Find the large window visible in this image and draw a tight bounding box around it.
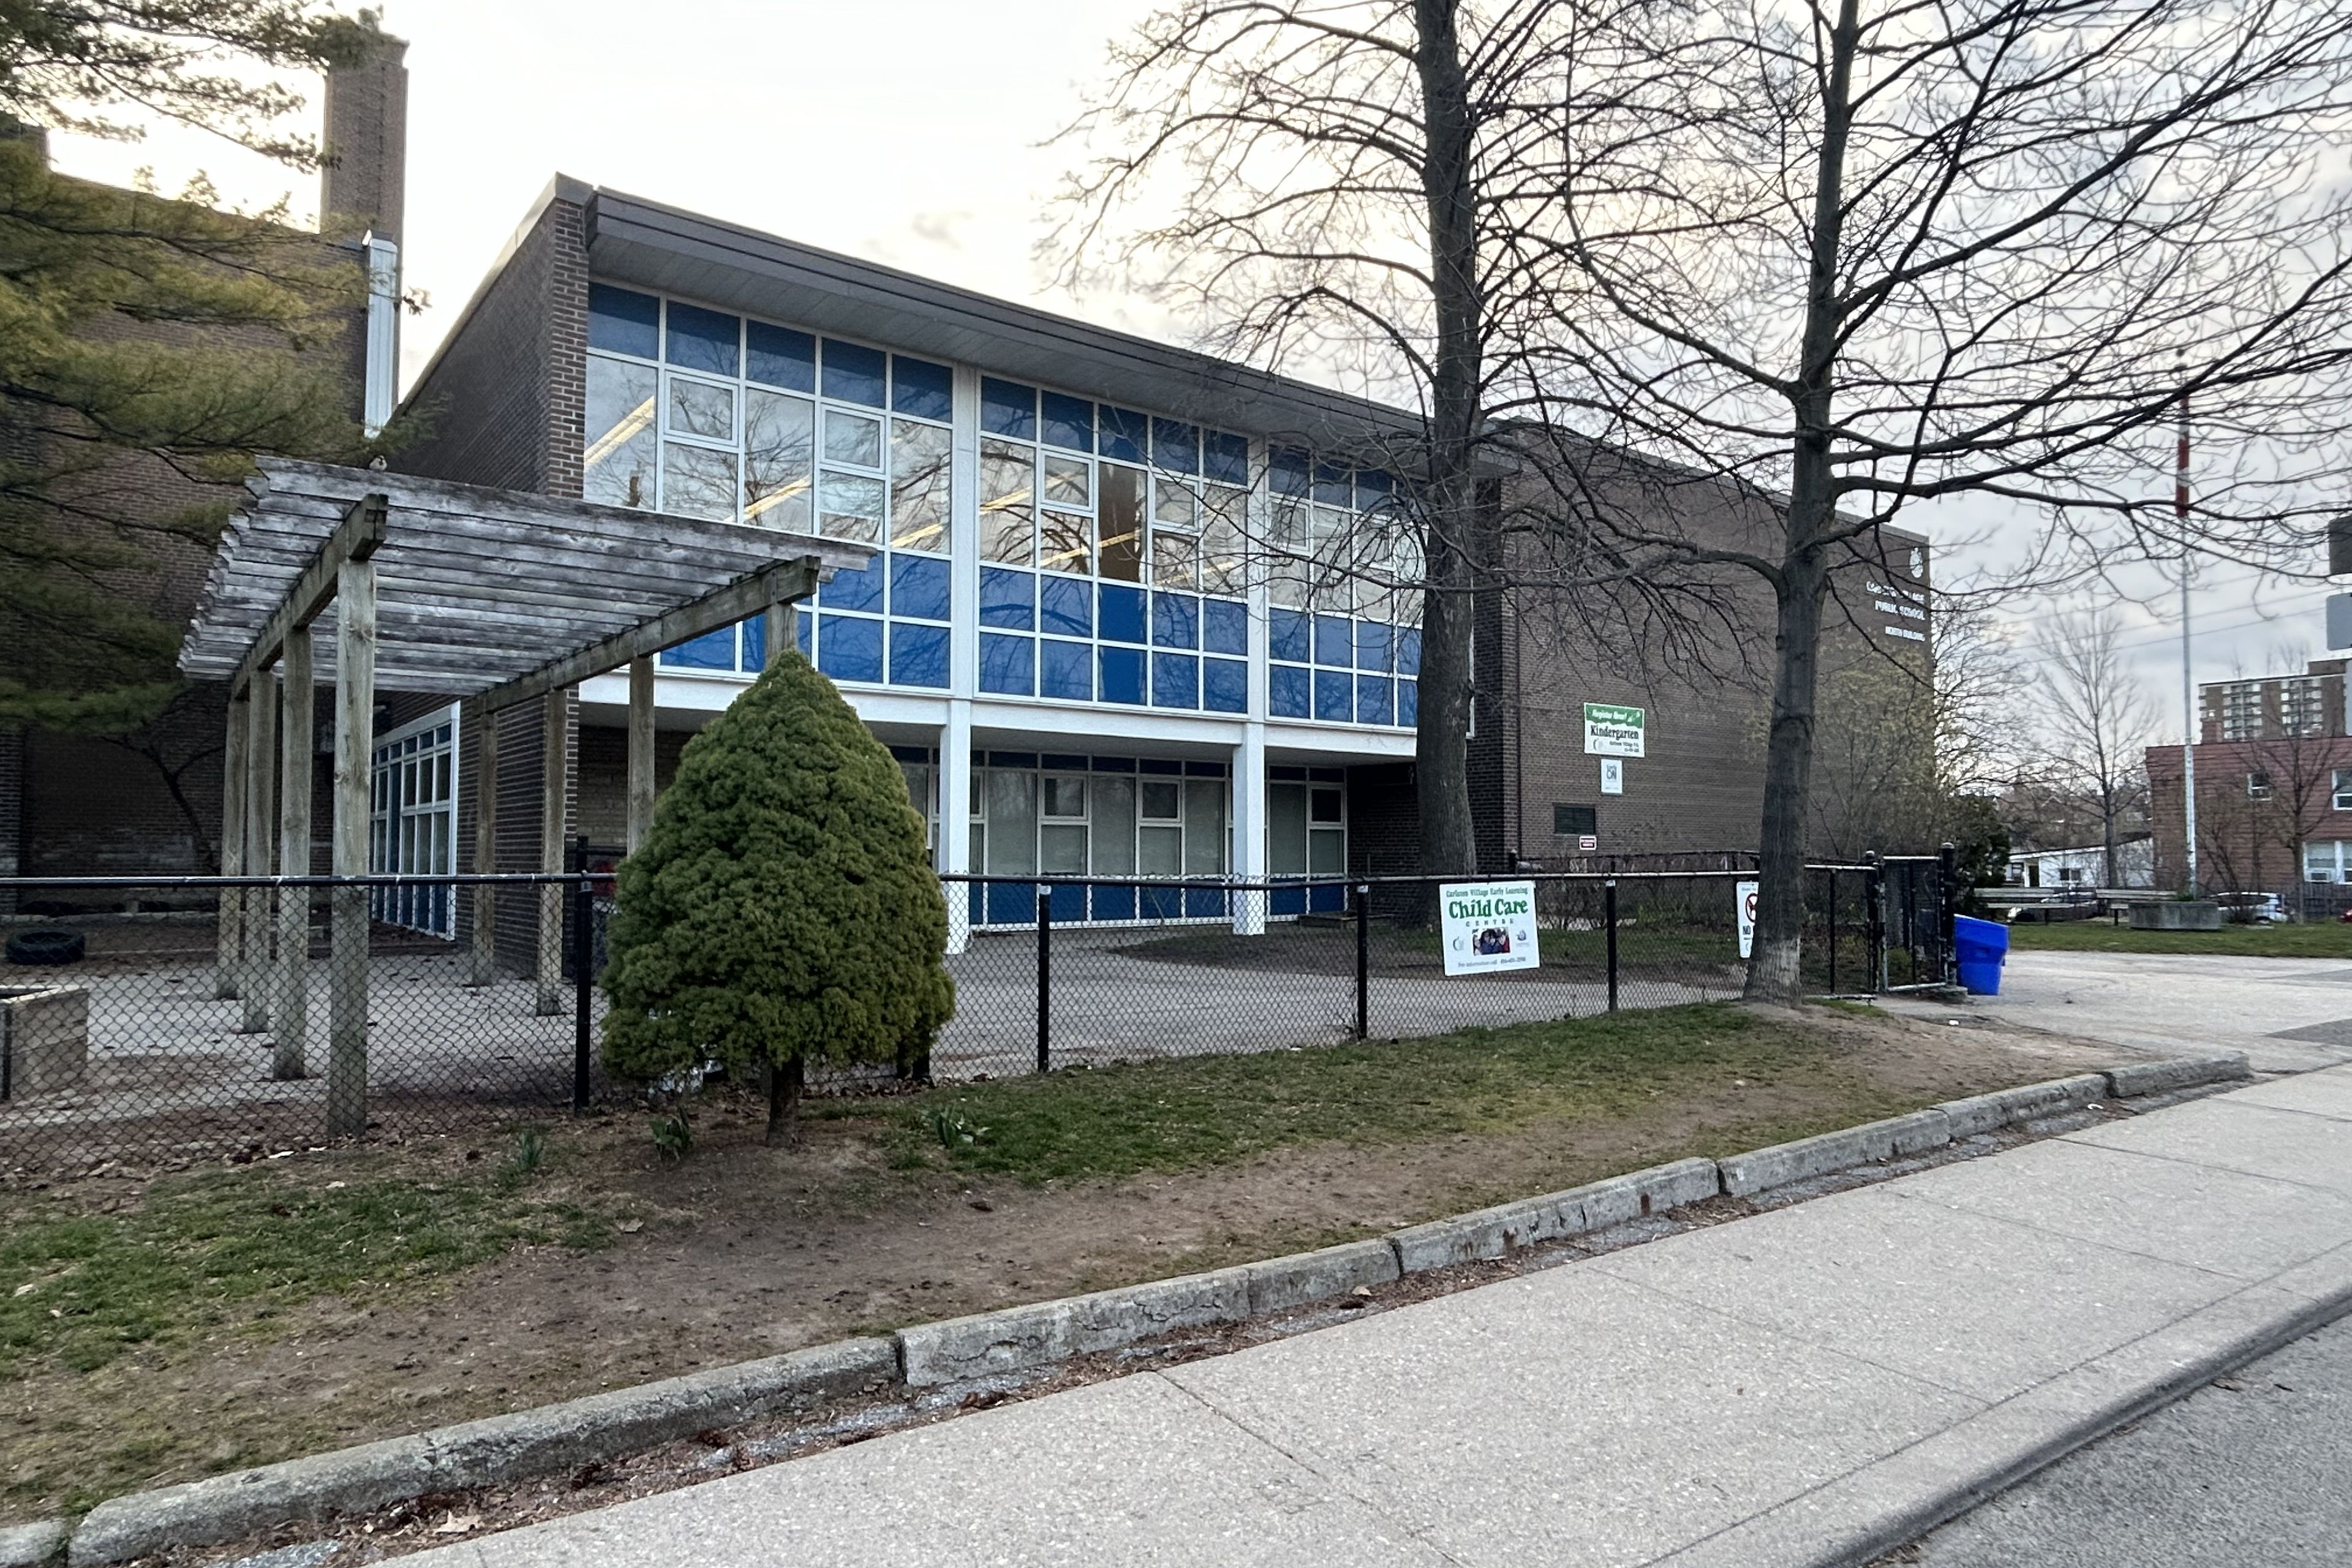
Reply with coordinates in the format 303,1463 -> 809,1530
369,711 -> 456,937
2334,769 -> 2352,812
972,380 -> 1253,715
951,750 -> 1233,924
1265,451 -> 1419,728
586,284 -> 952,690
2307,840 -> 2352,881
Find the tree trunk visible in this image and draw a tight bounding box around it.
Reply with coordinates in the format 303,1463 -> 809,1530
1410,0 -> 1483,889
1744,0 -> 1860,1003
764,1055 -> 804,1147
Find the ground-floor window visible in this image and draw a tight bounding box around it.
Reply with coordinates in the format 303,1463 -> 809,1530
2305,840 -> 2352,881
1268,766 -> 1348,913
369,709 -> 457,937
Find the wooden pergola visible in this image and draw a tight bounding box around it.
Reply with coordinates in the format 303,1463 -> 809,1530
179,458 -> 872,1136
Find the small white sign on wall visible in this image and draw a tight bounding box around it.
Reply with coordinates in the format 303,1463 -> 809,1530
1600,758 -> 1624,795
1736,880 -> 1760,959
1440,880 -> 1541,976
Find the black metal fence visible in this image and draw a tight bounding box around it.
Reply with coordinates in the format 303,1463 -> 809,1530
2,857 -> 1953,1172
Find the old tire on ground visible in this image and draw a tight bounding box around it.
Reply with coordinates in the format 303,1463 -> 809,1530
5,927 -> 85,965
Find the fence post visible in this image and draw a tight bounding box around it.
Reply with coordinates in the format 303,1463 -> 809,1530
1605,879 -> 1619,1012
571,834 -> 592,1114
1036,888 -> 1052,1074
1937,841 -> 1960,986
1866,852 -> 1887,993
1826,869 -> 1839,996
1353,883 -> 1370,1041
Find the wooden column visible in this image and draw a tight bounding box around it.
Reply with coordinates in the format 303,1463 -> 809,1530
216,685 -> 249,999
328,559 -> 377,1139
468,703 -> 499,986
535,688 -> 567,1016
764,600 -> 790,672
272,630 -> 315,1079
238,671 -> 278,1035
626,657 -> 655,853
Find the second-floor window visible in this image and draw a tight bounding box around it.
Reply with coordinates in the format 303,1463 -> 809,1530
2248,771 -> 2273,801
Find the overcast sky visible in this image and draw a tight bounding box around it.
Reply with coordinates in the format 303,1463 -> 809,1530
42,0 -> 2337,736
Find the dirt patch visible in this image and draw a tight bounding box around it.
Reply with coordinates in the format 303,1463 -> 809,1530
2,1003 -> 2121,1523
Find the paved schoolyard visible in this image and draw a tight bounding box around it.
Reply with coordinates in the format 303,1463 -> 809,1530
1886,949 -> 2352,1072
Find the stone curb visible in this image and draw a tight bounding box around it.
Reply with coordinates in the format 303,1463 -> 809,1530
65,1338 -> 893,1566
1934,1072 -> 2110,1138
1717,1109 -> 1953,1198
2105,1050 -> 2251,1099
45,1058 -> 2256,1564
1389,1158 -> 1721,1272
0,1521 -> 64,1568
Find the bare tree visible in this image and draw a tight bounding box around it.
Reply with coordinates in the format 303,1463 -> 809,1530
1501,0 -> 2352,997
2034,610 -> 2160,886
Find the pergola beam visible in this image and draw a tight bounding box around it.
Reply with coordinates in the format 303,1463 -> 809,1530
472,555 -> 823,717
232,493 -> 386,693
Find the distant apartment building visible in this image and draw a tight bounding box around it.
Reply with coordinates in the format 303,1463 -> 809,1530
2146,658 -> 2352,892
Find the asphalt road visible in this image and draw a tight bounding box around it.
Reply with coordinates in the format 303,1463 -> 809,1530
1898,1312 -> 2352,1566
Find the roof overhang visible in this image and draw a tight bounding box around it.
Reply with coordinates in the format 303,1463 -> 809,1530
178,458 -> 873,707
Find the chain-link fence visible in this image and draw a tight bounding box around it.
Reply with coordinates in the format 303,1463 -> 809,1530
4,859 -> 1954,1172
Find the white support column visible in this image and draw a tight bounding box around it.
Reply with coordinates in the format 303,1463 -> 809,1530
535,688 -> 568,1016
1232,727 -> 1268,935
626,657 -> 655,854
328,556 -> 377,1140
216,685 -> 248,999
469,704 -> 499,986
940,704 -> 973,954
238,670 -> 278,1034
272,628 -> 314,1079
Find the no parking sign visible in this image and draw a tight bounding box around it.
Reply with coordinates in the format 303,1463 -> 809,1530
1736,880 -> 1758,959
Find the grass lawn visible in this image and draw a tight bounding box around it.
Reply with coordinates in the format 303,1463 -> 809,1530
2004,919 -> 2352,959
1,1000 -> 2117,1523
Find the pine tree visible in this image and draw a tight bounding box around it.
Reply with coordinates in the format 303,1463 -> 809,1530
601,651 -> 956,1145
0,2 -> 382,730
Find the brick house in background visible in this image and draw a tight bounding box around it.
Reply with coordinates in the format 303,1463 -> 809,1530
2146,658 -> 2352,897
0,37 -> 403,882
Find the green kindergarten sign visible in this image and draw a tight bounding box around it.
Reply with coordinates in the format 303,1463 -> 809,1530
1583,703 -> 1646,758
1439,880 -> 1540,975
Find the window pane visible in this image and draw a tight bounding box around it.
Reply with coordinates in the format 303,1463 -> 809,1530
1098,583 -> 1147,644
1041,575 -> 1092,637
743,388 -> 814,530
1269,446 -> 1310,496
1043,453 -> 1091,510
981,567 -> 1035,630
1041,823 -> 1088,875
662,624 -> 738,669
588,284 -> 659,358
1044,775 -> 1087,818
820,557 -> 884,613
1200,486 -> 1247,595
824,409 -> 882,469
984,771 -> 1038,875
1093,776 -> 1137,873
892,355 -> 952,420
1139,824 -> 1182,876
1313,460 -> 1352,507
1204,599 -> 1248,657
816,614 -> 883,682
1100,406 -> 1148,462
1314,668 -> 1354,722
1039,508 -> 1093,575
982,377 -> 1038,439
1184,780 -> 1225,872
981,439 -> 1036,564
818,470 -> 885,541
1152,591 -> 1199,649
1042,391 -> 1093,453
1309,826 -> 1345,874
1099,464 -> 1144,581
662,442 -> 737,520
1152,652 -> 1199,709
1204,657 -> 1248,713
980,633 -> 1035,695
665,301 -> 740,376
1270,607 -> 1311,664
1152,418 -> 1199,474
1099,644 -> 1147,704
822,340 -> 887,406
1314,614 -> 1354,668
1205,429 -> 1250,486
890,420 -> 952,552
666,375 -> 734,442
584,357 -> 657,509
1041,638 -> 1092,699
746,320 -> 815,391
1153,530 -> 1199,590
890,553 -> 952,620
888,622 -> 949,688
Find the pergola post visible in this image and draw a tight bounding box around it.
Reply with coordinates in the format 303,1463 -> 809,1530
328,556 -> 377,1139
273,629 -> 315,1079
238,671 -> 278,1035
216,685 -> 249,999
626,657 -> 655,853
535,688 -> 567,1015
469,703 -> 498,986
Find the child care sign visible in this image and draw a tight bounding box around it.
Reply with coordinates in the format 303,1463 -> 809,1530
1439,880 -> 1541,976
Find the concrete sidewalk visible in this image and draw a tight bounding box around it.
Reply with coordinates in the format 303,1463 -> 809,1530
405,1068 -> 2352,1568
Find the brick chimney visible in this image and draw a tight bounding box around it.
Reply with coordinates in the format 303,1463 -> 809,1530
320,25 -> 407,241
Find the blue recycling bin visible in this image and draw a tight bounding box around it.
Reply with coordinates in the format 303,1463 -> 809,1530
1953,913 -> 2009,996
